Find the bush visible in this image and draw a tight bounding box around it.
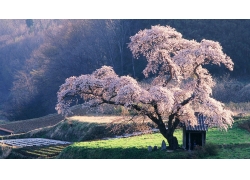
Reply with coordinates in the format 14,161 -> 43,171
192,143 -> 219,158
238,84 -> 250,102
237,119 -> 250,132
204,143 -> 219,156
212,75 -> 244,103
0,145 -> 12,158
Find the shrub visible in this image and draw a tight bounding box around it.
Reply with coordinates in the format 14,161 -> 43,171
192,143 -> 219,158
238,84 -> 250,102
212,75 -> 244,103
237,119 -> 250,132
204,143 -> 219,156
0,145 -> 12,158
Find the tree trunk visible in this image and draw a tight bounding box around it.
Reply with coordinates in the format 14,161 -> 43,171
166,134 -> 179,150
157,121 -> 179,150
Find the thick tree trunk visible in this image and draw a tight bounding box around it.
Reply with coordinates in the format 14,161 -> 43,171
166,134 -> 179,150
131,103 -> 180,150
157,120 -> 179,150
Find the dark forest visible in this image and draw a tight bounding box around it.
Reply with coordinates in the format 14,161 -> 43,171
1,19 -> 250,120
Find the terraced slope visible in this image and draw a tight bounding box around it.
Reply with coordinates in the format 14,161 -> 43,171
0,114 -> 64,134
7,145 -> 69,159
0,106 -> 96,134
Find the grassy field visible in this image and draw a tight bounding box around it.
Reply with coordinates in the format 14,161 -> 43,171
57,116 -> 250,159
2,114 -> 250,159
6,145 -> 69,159
0,113 -> 63,133
57,130 -> 188,159
1,115 -> 157,143
0,144 -> 70,159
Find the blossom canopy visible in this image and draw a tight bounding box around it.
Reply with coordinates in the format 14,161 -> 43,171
56,25 -> 234,149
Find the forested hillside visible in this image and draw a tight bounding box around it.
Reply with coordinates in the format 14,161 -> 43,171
0,19 -> 250,121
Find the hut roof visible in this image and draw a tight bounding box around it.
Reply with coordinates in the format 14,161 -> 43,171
180,113 -> 208,131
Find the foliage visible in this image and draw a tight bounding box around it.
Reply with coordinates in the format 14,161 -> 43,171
211,74 -> 250,105
225,102 -> 250,114
3,20 -> 138,120
3,20 -> 250,120
1,20 -> 66,120
192,143 -> 219,158
212,74 -> 244,103
56,25 -> 234,149
0,144 -> 12,158
236,116 -> 250,132
204,143 -> 219,156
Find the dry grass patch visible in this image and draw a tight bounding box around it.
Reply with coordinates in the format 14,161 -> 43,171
67,116 -> 124,123
0,144 -> 12,158
67,115 -> 153,124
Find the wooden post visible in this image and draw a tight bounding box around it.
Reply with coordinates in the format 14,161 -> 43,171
202,132 -> 204,146
204,132 -> 206,146
183,128 -> 186,149
188,132 -> 191,151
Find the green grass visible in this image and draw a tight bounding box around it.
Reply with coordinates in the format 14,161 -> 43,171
3,115 -> 250,159
206,127 -> 250,145
7,145 -> 68,159
57,130 -> 189,159
207,144 -> 250,159
58,116 -> 250,159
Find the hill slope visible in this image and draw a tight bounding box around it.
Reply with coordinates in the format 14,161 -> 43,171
0,114 -> 64,134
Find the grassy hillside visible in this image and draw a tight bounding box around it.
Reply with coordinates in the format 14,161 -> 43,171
6,145 -> 69,159
57,130 -> 187,159
2,115 -> 250,159
1,115 -> 158,159
0,143 -> 69,159
2,115 -> 157,142
57,116 -> 250,159
0,113 -> 64,133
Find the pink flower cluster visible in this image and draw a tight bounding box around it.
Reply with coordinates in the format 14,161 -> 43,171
56,25 -> 234,130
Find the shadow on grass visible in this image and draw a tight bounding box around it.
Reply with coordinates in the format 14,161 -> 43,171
58,143 -> 250,159
207,143 -> 250,159
57,146 -> 190,159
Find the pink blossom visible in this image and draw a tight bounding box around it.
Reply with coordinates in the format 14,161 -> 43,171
56,25 -> 234,132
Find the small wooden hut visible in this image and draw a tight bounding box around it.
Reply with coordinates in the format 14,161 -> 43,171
181,113 -> 208,151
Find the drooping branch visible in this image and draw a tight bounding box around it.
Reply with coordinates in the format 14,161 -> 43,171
193,64 -> 201,85
56,25 -> 235,150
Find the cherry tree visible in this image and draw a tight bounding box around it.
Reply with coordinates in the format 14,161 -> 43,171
56,25 -> 234,150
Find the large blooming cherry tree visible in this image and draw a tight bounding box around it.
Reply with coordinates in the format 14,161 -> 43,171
56,25 -> 234,150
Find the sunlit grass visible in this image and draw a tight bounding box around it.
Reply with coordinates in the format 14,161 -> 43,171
73,129 -> 182,148
5,115 -> 250,159
206,127 -> 250,145
58,116 -> 250,159
8,145 -> 68,159
58,130 -> 188,159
